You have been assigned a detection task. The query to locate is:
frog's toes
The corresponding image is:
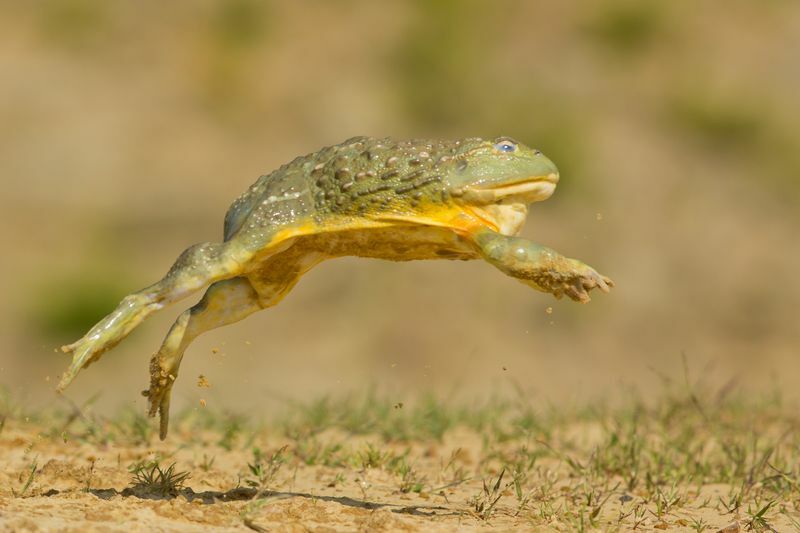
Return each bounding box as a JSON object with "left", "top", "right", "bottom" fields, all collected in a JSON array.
[
  {"left": 564, "top": 281, "right": 592, "bottom": 303},
  {"left": 588, "top": 271, "right": 614, "bottom": 295},
  {"left": 144, "top": 356, "right": 169, "bottom": 414},
  {"left": 60, "top": 340, "right": 80, "bottom": 354},
  {"left": 142, "top": 383, "right": 173, "bottom": 440},
  {"left": 57, "top": 339, "right": 105, "bottom": 392},
  {"left": 57, "top": 293, "right": 161, "bottom": 392},
  {"left": 556, "top": 263, "right": 614, "bottom": 303},
  {"left": 142, "top": 353, "right": 177, "bottom": 440}
]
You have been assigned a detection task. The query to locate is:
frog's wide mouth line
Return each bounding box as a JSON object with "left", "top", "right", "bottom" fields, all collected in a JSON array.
[
  {"left": 468, "top": 174, "right": 560, "bottom": 195},
  {"left": 458, "top": 174, "right": 559, "bottom": 204}
]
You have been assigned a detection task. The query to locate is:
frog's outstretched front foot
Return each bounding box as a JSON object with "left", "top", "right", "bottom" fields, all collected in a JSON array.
[
  {"left": 472, "top": 230, "right": 614, "bottom": 303},
  {"left": 58, "top": 294, "right": 161, "bottom": 391},
  {"left": 535, "top": 258, "right": 614, "bottom": 303}
]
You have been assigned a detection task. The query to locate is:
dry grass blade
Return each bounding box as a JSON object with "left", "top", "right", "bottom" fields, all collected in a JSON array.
[
  {"left": 12, "top": 459, "right": 38, "bottom": 498},
  {"left": 470, "top": 468, "right": 508, "bottom": 521}
]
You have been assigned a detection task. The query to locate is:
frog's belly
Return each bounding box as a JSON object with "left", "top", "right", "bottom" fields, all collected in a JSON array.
[
  {"left": 245, "top": 225, "right": 477, "bottom": 294},
  {"left": 308, "top": 225, "right": 477, "bottom": 261}
]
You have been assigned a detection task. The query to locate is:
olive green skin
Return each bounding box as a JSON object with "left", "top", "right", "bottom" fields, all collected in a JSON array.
[
  {"left": 223, "top": 136, "right": 557, "bottom": 242},
  {"left": 225, "top": 136, "right": 461, "bottom": 238},
  {"left": 58, "top": 135, "right": 612, "bottom": 439}
]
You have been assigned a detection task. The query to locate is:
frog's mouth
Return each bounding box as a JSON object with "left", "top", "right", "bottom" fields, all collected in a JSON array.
[{"left": 460, "top": 174, "right": 559, "bottom": 204}]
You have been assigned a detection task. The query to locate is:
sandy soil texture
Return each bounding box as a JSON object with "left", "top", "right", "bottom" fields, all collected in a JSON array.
[{"left": 1, "top": 392, "right": 798, "bottom": 532}]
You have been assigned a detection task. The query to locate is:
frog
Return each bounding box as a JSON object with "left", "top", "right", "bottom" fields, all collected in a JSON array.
[{"left": 57, "top": 136, "right": 613, "bottom": 439}]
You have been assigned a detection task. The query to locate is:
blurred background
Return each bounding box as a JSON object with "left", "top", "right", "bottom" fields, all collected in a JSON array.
[{"left": 2, "top": 1, "right": 798, "bottom": 415}]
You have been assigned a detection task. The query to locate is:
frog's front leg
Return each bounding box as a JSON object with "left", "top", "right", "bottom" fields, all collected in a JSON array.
[{"left": 471, "top": 230, "right": 613, "bottom": 303}]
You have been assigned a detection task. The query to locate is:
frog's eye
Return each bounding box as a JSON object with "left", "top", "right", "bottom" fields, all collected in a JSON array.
[{"left": 494, "top": 139, "right": 517, "bottom": 153}]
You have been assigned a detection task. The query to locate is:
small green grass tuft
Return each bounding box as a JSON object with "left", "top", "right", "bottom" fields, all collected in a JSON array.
[
  {"left": 128, "top": 460, "right": 191, "bottom": 497},
  {"left": 198, "top": 454, "right": 215, "bottom": 472},
  {"left": 469, "top": 468, "right": 509, "bottom": 521},
  {"left": 245, "top": 446, "right": 287, "bottom": 492},
  {"left": 745, "top": 500, "right": 776, "bottom": 532}
]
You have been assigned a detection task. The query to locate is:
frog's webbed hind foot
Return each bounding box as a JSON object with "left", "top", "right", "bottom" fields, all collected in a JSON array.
[
  {"left": 57, "top": 242, "right": 242, "bottom": 392},
  {"left": 143, "top": 277, "right": 263, "bottom": 440},
  {"left": 58, "top": 294, "right": 163, "bottom": 391}
]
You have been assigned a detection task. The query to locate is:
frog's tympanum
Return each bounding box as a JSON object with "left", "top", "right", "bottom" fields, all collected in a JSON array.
[{"left": 58, "top": 136, "right": 613, "bottom": 438}]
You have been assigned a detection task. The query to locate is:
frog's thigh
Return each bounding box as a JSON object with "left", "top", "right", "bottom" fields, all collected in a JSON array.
[{"left": 249, "top": 251, "right": 326, "bottom": 308}]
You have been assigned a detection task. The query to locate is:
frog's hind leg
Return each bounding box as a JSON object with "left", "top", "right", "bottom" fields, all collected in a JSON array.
[
  {"left": 58, "top": 242, "right": 244, "bottom": 392},
  {"left": 143, "top": 276, "right": 262, "bottom": 439},
  {"left": 147, "top": 246, "right": 324, "bottom": 439}
]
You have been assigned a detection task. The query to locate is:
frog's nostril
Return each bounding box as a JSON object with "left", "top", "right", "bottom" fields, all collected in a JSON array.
[{"left": 533, "top": 149, "right": 542, "bottom": 156}]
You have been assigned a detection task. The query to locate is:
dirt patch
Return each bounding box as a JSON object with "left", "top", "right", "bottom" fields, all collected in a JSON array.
[{"left": 1, "top": 391, "right": 799, "bottom": 531}]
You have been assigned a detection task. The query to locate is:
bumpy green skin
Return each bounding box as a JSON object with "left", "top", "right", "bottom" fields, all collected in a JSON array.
[
  {"left": 58, "top": 135, "right": 613, "bottom": 439},
  {"left": 222, "top": 136, "right": 557, "bottom": 245},
  {"left": 225, "top": 136, "right": 461, "bottom": 239}
]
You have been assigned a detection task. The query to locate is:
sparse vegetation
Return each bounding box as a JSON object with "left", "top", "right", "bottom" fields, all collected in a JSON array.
[
  {"left": 198, "top": 453, "right": 215, "bottom": 472},
  {"left": 2, "top": 383, "right": 798, "bottom": 529},
  {"left": 128, "top": 460, "right": 191, "bottom": 497},
  {"left": 244, "top": 445, "right": 287, "bottom": 492},
  {"left": 469, "top": 468, "right": 509, "bottom": 521}
]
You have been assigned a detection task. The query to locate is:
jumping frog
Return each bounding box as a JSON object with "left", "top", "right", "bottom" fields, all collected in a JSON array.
[{"left": 58, "top": 136, "right": 613, "bottom": 438}]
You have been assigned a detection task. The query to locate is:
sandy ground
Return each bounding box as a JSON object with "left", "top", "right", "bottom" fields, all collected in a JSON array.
[{"left": 1, "top": 408, "right": 796, "bottom": 532}]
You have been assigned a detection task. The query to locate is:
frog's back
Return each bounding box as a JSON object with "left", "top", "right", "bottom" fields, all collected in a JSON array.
[
  {"left": 222, "top": 136, "right": 463, "bottom": 243},
  {"left": 222, "top": 145, "right": 331, "bottom": 242},
  {"left": 222, "top": 137, "right": 374, "bottom": 242}
]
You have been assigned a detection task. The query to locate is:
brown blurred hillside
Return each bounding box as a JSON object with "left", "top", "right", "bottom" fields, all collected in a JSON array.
[{"left": 1, "top": 1, "right": 798, "bottom": 415}]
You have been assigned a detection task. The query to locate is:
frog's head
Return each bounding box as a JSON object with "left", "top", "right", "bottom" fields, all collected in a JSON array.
[{"left": 444, "top": 137, "right": 559, "bottom": 206}]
